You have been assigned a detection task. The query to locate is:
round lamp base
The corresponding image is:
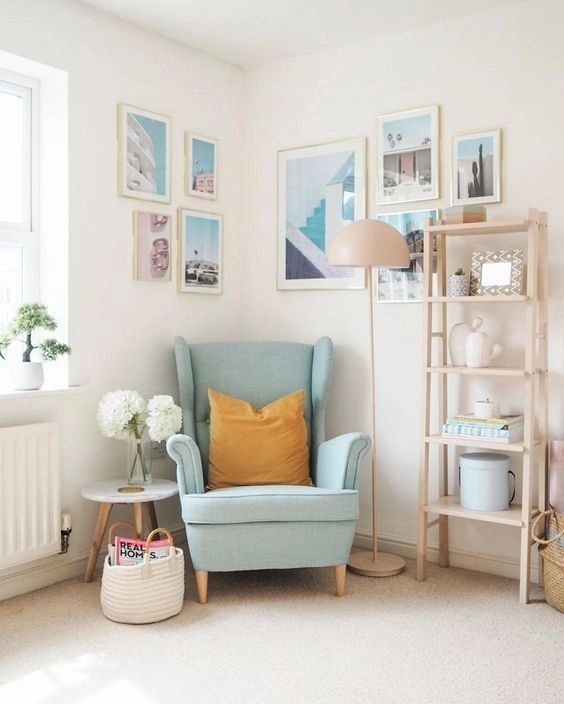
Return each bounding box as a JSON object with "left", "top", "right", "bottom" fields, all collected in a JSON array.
[{"left": 347, "top": 549, "right": 406, "bottom": 577}]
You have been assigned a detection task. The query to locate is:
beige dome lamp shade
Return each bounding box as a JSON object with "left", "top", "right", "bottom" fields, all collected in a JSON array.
[
  {"left": 328, "top": 219, "right": 410, "bottom": 268},
  {"left": 328, "top": 219, "right": 409, "bottom": 578}
]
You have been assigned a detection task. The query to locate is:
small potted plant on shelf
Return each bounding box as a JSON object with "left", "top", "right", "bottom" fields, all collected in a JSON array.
[
  {"left": 449, "top": 267, "right": 470, "bottom": 297},
  {"left": 0, "top": 302, "right": 71, "bottom": 390}
]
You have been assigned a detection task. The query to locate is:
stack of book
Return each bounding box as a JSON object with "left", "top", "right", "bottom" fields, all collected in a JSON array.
[{"left": 442, "top": 413, "right": 524, "bottom": 443}]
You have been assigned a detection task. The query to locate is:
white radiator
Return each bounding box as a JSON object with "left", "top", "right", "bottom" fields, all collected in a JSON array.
[{"left": 0, "top": 422, "right": 60, "bottom": 569}]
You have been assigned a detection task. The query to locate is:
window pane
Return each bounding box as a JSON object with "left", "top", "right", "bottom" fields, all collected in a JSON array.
[
  {"left": 0, "top": 245, "right": 22, "bottom": 331},
  {"left": 0, "top": 89, "right": 26, "bottom": 224}
]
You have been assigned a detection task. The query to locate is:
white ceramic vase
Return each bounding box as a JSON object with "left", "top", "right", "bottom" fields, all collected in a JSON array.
[
  {"left": 448, "top": 321, "right": 472, "bottom": 366},
  {"left": 465, "top": 318, "right": 503, "bottom": 368},
  {"left": 12, "top": 362, "right": 44, "bottom": 390}
]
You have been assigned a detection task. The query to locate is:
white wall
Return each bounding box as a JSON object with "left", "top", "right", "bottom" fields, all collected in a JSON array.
[
  {"left": 0, "top": 0, "right": 245, "bottom": 597},
  {"left": 243, "top": 0, "right": 564, "bottom": 577}
]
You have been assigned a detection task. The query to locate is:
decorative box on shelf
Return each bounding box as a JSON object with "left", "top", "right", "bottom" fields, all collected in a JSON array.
[{"left": 444, "top": 205, "right": 487, "bottom": 224}]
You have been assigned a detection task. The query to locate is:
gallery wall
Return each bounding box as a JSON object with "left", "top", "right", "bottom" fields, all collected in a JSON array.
[
  {"left": 243, "top": 0, "right": 564, "bottom": 577},
  {"left": 0, "top": 0, "right": 245, "bottom": 597}
]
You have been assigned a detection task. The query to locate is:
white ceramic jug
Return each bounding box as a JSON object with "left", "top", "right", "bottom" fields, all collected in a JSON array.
[{"left": 465, "top": 318, "right": 503, "bottom": 368}]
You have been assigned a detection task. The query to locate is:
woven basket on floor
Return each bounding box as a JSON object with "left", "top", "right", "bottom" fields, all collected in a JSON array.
[
  {"left": 101, "top": 527, "right": 185, "bottom": 624},
  {"left": 532, "top": 510, "right": 564, "bottom": 613}
]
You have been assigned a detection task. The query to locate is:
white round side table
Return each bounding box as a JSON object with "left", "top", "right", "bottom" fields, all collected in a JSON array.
[{"left": 81, "top": 478, "right": 179, "bottom": 583}]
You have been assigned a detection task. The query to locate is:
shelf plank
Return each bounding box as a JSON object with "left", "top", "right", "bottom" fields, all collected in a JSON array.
[
  {"left": 426, "top": 295, "right": 528, "bottom": 303},
  {"left": 426, "top": 220, "right": 528, "bottom": 236},
  {"left": 425, "top": 434, "right": 528, "bottom": 453},
  {"left": 423, "top": 496, "right": 525, "bottom": 527},
  {"left": 426, "top": 366, "right": 527, "bottom": 377}
]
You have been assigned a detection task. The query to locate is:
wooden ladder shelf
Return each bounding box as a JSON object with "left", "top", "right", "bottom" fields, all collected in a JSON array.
[{"left": 416, "top": 209, "right": 548, "bottom": 604}]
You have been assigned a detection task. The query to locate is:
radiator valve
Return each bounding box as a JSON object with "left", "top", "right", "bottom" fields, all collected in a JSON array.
[{"left": 60, "top": 512, "right": 72, "bottom": 554}]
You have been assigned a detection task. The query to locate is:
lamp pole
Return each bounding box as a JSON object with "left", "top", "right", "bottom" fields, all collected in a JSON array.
[{"left": 347, "top": 265, "right": 406, "bottom": 576}]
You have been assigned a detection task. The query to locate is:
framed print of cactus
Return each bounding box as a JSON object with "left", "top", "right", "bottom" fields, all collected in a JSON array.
[
  {"left": 377, "top": 106, "right": 439, "bottom": 205},
  {"left": 452, "top": 129, "right": 501, "bottom": 206}
]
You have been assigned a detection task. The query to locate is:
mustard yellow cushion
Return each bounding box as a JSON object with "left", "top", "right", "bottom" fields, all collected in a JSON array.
[{"left": 207, "top": 388, "right": 311, "bottom": 490}]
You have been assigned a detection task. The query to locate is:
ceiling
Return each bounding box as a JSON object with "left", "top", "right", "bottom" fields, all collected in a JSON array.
[{"left": 76, "top": 0, "right": 521, "bottom": 69}]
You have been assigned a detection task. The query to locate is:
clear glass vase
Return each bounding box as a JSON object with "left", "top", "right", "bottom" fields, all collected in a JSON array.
[{"left": 127, "top": 429, "right": 152, "bottom": 485}]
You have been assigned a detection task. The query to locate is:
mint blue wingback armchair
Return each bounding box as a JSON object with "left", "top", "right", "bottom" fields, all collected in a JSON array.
[{"left": 166, "top": 336, "right": 370, "bottom": 603}]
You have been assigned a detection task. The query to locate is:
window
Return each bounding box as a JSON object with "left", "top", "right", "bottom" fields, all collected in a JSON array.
[{"left": 0, "top": 71, "right": 38, "bottom": 331}]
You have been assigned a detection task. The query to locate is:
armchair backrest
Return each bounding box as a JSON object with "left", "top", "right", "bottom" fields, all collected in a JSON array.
[{"left": 173, "top": 336, "right": 333, "bottom": 484}]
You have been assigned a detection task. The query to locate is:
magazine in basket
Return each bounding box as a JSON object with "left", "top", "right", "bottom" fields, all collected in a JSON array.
[{"left": 114, "top": 535, "right": 172, "bottom": 566}]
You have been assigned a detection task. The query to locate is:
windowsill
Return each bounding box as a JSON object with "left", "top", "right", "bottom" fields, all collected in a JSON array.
[{"left": 0, "top": 385, "right": 88, "bottom": 401}]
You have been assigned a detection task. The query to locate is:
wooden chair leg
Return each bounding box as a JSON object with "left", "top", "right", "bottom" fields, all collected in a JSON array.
[
  {"left": 195, "top": 570, "right": 208, "bottom": 604},
  {"left": 334, "top": 564, "right": 346, "bottom": 597}
]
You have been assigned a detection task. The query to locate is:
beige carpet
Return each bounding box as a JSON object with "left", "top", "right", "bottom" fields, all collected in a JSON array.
[{"left": 0, "top": 559, "right": 562, "bottom": 704}]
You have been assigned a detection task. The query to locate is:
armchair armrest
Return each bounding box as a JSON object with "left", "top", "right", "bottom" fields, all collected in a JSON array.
[
  {"left": 316, "top": 432, "right": 371, "bottom": 490},
  {"left": 166, "top": 434, "right": 205, "bottom": 495}
]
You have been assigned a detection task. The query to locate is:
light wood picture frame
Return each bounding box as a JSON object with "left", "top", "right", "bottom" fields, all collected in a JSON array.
[
  {"left": 377, "top": 105, "right": 439, "bottom": 205},
  {"left": 186, "top": 132, "right": 218, "bottom": 200},
  {"left": 133, "top": 211, "right": 172, "bottom": 282},
  {"left": 178, "top": 208, "right": 222, "bottom": 294},
  {"left": 452, "top": 129, "right": 501, "bottom": 206},
  {"left": 376, "top": 209, "right": 438, "bottom": 302},
  {"left": 277, "top": 137, "right": 366, "bottom": 290},
  {"left": 118, "top": 103, "right": 171, "bottom": 203}
]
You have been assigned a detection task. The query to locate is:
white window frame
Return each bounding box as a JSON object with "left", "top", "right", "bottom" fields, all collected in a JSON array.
[{"left": 0, "top": 68, "right": 40, "bottom": 304}]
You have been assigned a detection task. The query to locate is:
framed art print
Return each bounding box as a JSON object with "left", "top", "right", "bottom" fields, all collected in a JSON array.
[
  {"left": 376, "top": 209, "right": 438, "bottom": 302},
  {"left": 118, "top": 103, "right": 171, "bottom": 203},
  {"left": 133, "top": 211, "right": 172, "bottom": 282},
  {"left": 277, "top": 137, "right": 366, "bottom": 290},
  {"left": 377, "top": 106, "right": 439, "bottom": 205},
  {"left": 452, "top": 129, "right": 501, "bottom": 206},
  {"left": 178, "top": 208, "right": 222, "bottom": 294},
  {"left": 470, "top": 249, "right": 523, "bottom": 296},
  {"left": 186, "top": 133, "right": 218, "bottom": 199}
]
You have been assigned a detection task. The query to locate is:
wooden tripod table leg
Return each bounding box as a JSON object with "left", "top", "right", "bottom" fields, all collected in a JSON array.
[
  {"left": 132, "top": 503, "right": 143, "bottom": 537},
  {"left": 146, "top": 501, "right": 158, "bottom": 531},
  {"left": 84, "top": 502, "right": 113, "bottom": 583}
]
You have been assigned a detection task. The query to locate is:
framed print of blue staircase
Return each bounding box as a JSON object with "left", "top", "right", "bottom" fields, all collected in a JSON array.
[{"left": 277, "top": 137, "right": 366, "bottom": 290}]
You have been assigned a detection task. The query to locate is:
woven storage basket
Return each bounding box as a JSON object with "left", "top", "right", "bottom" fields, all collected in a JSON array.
[
  {"left": 532, "top": 510, "right": 564, "bottom": 613},
  {"left": 101, "top": 527, "right": 185, "bottom": 624}
]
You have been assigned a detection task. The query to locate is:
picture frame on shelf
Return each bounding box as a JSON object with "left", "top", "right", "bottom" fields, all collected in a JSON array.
[
  {"left": 133, "top": 211, "right": 172, "bottom": 282},
  {"left": 118, "top": 103, "right": 171, "bottom": 203},
  {"left": 376, "top": 105, "right": 439, "bottom": 205},
  {"left": 186, "top": 133, "right": 218, "bottom": 200},
  {"left": 470, "top": 249, "right": 524, "bottom": 296},
  {"left": 452, "top": 129, "right": 501, "bottom": 206},
  {"left": 178, "top": 208, "right": 222, "bottom": 295},
  {"left": 375, "top": 209, "right": 438, "bottom": 303},
  {"left": 277, "top": 137, "right": 366, "bottom": 290}
]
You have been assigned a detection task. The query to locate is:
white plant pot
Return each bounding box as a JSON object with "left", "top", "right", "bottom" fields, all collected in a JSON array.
[
  {"left": 449, "top": 274, "right": 470, "bottom": 297},
  {"left": 12, "top": 362, "right": 44, "bottom": 391}
]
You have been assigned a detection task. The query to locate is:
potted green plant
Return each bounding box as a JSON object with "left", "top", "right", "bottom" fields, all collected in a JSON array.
[
  {"left": 449, "top": 267, "right": 470, "bottom": 297},
  {"left": 0, "top": 302, "right": 71, "bottom": 390}
]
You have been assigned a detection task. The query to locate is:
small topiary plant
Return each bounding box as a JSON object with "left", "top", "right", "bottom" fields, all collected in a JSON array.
[
  {"left": 453, "top": 267, "right": 466, "bottom": 276},
  {"left": 0, "top": 302, "right": 71, "bottom": 362}
]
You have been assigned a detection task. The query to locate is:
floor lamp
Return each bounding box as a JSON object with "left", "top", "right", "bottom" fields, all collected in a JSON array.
[{"left": 328, "top": 219, "right": 410, "bottom": 577}]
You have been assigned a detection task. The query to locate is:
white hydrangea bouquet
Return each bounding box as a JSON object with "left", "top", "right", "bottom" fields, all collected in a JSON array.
[{"left": 97, "top": 390, "right": 182, "bottom": 485}]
